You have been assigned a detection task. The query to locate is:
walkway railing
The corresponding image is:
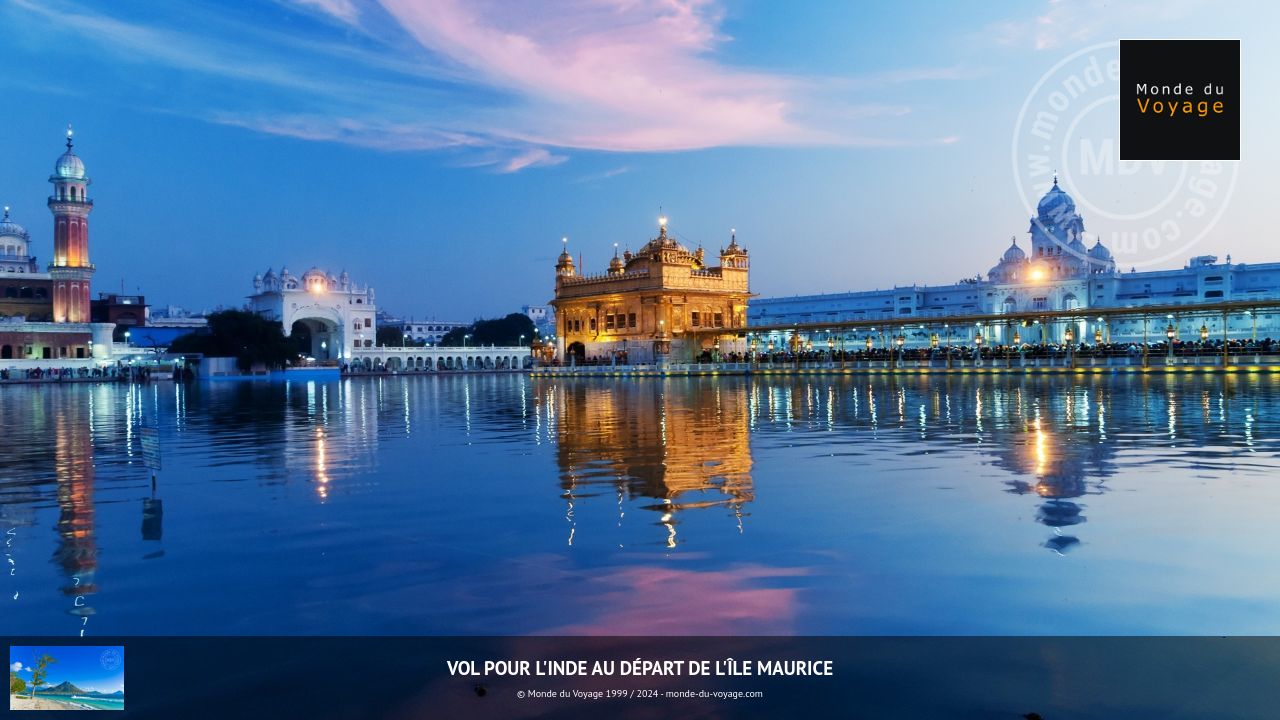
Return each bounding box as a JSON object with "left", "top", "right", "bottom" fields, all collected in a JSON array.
[{"left": 532, "top": 353, "right": 1280, "bottom": 376}]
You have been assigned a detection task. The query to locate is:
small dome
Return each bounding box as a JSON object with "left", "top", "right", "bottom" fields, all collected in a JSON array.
[
  {"left": 1037, "top": 178, "right": 1075, "bottom": 219},
  {"left": 263, "top": 267, "right": 277, "bottom": 280},
  {"left": 302, "top": 267, "right": 327, "bottom": 281},
  {"left": 0, "top": 207, "right": 30, "bottom": 242},
  {"left": 1088, "top": 239, "right": 1112, "bottom": 260},
  {"left": 55, "top": 150, "right": 85, "bottom": 180},
  {"left": 609, "top": 254, "right": 624, "bottom": 271},
  {"left": 1002, "top": 237, "right": 1025, "bottom": 262},
  {"left": 557, "top": 248, "right": 573, "bottom": 265},
  {"left": 1067, "top": 233, "right": 1087, "bottom": 254}
]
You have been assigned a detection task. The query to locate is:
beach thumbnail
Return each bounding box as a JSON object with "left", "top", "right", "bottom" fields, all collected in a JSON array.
[{"left": 9, "top": 646, "right": 124, "bottom": 711}]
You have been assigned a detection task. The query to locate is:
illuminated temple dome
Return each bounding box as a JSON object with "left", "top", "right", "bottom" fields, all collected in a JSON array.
[
  {"left": 631, "top": 219, "right": 698, "bottom": 267},
  {"left": 54, "top": 127, "right": 87, "bottom": 180}
]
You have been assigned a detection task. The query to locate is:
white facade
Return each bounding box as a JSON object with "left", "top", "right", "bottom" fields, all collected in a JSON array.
[
  {"left": 751, "top": 181, "right": 1280, "bottom": 344},
  {"left": 396, "top": 318, "right": 468, "bottom": 345},
  {"left": 249, "top": 266, "right": 377, "bottom": 361}
]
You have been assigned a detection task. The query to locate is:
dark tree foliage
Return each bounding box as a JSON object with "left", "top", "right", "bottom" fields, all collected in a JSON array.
[
  {"left": 375, "top": 325, "right": 405, "bottom": 347},
  {"left": 168, "top": 310, "right": 300, "bottom": 372},
  {"left": 439, "top": 313, "right": 535, "bottom": 347}
]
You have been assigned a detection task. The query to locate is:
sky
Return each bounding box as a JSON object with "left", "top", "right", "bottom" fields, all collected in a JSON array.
[
  {"left": 9, "top": 646, "right": 125, "bottom": 694},
  {"left": 0, "top": 0, "right": 1276, "bottom": 320}
]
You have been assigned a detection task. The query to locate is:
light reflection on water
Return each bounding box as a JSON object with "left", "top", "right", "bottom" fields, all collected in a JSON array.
[{"left": 1, "top": 373, "right": 1279, "bottom": 636}]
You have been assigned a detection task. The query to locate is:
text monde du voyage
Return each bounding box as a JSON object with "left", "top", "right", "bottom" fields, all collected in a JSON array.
[{"left": 1134, "top": 82, "right": 1228, "bottom": 118}]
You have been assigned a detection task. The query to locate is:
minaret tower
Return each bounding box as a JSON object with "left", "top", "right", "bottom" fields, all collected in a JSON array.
[{"left": 48, "top": 124, "right": 94, "bottom": 323}]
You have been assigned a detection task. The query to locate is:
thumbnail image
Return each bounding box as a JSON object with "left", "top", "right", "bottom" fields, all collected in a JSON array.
[{"left": 9, "top": 646, "right": 124, "bottom": 711}]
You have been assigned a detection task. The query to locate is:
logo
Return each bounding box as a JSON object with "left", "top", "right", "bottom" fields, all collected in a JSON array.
[
  {"left": 100, "top": 648, "right": 121, "bottom": 671},
  {"left": 1012, "top": 41, "right": 1238, "bottom": 270},
  {"left": 1120, "top": 40, "right": 1240, "bottom": 160}
]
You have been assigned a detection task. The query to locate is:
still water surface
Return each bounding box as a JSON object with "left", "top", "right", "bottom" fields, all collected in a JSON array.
[{"left": 3, "top": 373, "right": 1279, "bottom": 636}]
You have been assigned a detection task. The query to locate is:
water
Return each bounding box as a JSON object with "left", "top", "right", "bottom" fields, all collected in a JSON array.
[
  {"left": 2, "top": 373, "right": 1280, "bottom": 636},
  {"left": 65, "top": 696, "right": 126, "bottom": 710}
]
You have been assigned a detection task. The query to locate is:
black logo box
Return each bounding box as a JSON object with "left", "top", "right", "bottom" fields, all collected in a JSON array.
[{"left": 1120, "top": 39, "right": 1239, "bottom": 160}]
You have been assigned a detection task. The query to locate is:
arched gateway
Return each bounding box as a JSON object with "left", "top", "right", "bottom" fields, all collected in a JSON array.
[{"left": 248, "top": 266, "right": 376, "bottom": 363}]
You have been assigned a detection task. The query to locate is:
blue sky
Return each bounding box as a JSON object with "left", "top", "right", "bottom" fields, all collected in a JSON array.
[
  {"left": 0, "top": 0, "right": 1275, "bottom": 320},
  {"left": 9, "top": 646, "right": 125, "bottom": 694}
]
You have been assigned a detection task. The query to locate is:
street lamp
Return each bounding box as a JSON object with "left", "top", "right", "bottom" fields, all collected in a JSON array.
[
  {"left": 1166, "top": 323, "right": 1176, "bottom": 364},
  {"left": 974, "top": 333, "right": 983, "bottom": 366},
  {"left": 464, "top": 333, "right": 471, "bottom": 347},
  {"left": 1063, "top": 327, "right": 1075, "bottom": 368}
]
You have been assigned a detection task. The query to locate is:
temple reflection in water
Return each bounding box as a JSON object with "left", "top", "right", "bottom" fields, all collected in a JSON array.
[
  {"left": 548, "top": 379, "right": 754, "bottom": 547},
  {"left": 542, "top": 373, "right": 1269, "bottom": 553}
]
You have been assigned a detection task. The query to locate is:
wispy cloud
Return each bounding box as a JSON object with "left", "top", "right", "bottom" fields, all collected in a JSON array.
[
  {"left": 989, "top": 0, "right": 1208, "bottom": 50},
  {"left": 10, "top": 0, "right": 975, "bottom": 170},
  {"left": 574, "top": 165, "right": 632, "bottom": 183},
  {"left": 10, "top": 662, "right": 22, "bottom": 673},
  {"left": 288, "top": 0, "right": 360, "bottom": 25}
]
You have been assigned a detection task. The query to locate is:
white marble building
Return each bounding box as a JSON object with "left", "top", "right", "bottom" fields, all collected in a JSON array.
[
  {"left": 751, "top": 179, "right": 1280, "bottom": 344},
  {"left": 249, "top": 267, "right": 377, "bottom": 361}
]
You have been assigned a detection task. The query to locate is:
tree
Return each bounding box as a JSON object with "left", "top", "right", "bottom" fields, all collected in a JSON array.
[
  {"left": 30, "top": 653, "right": 54, "bottom": 699},
  {"left": 375, "top": 325, "right": 404, "bottom": 347},
  {"left": 10, "top": 671, "right": 25, "bottom": 695},
  {"left": 168, "top": 310, "right": 300, "bottom": 372},
  {"left": 440, "top": 314, "right": 535, "bottom": 347}
]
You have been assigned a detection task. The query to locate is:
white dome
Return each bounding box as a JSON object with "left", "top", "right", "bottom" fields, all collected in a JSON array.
[
  {"left": 1002, "top": 238, "right": 1026, "bottom": 262},
  {"left": 0, "top": 207, "right": 29, "bottom": 242},
  {"left": 55, "top": 149, "right": 86, "bottom": 180}
]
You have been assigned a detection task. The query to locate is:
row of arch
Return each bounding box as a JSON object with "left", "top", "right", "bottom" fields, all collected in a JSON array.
[{"left": 354, "top": 354, "right": 532, "bottom": 372}]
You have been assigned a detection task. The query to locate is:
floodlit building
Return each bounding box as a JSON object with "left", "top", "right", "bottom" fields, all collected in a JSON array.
[
  {"left": 551, "top": 216, "right": 752, "bottom": 363},
  {"left": 249, "top": 266, "right": 377, "bottom": 361},
  {"left": 0, "top": 127, "right": 115, "bottom": 363}
]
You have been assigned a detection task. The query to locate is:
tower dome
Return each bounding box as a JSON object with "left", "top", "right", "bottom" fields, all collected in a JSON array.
[
  {"left": 1002, "top": 237, "right": 1025, "bottom": 262},
  {"left": 555, "top": 238, "right": 575, "bottom": 277},
  {"left": 54, "top": 127, "right": 87, "bottom": 180},
  {"left": 1087, "top": 239, "right": 1112, "bottom": 261},
  {"left": 0, "top": 207, "right": 30, "bottom": 242},
  {"left": 1037, "top": 176, "right": 1075, "bottom": 219}
]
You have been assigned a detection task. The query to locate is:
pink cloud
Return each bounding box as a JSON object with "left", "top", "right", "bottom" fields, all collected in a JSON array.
[{"left": 377, "top": 0, "right": 825, "bottom": 152}]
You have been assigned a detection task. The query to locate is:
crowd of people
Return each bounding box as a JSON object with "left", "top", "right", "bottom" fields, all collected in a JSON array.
[
  {"left": 535, "top": 337, "right": 1280, "bottom": 367},
  {"left": 0, "top": 363, "right": 159, "bottom": 383},
  {"left": 710, "top": 337, "right": 1280, "bottom": 365}
]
